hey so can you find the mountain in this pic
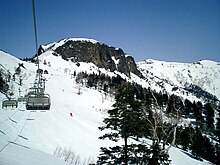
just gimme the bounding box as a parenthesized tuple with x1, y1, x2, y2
(38, 38, 142, 77)
(38, 38, 220, 103)
(0, 38, 218, 164)
(137, 59, 220, 103)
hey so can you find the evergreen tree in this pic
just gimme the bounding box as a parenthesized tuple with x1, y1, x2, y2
(149, 143, 170, 165)
(204, 103, 215, 132)
(103, 83, 108, 93)
(144, 88, 154, 111)
(98, 83, 148, 164)
(0, 72, 5, 91)
(193, 101, 205, 130)
(191, 127, 205, 160)
(161, 93, 169, 109)
(98, 84, 170, 164)
(178, 125, 194, 151)
(215, 144, 220, 165)
(216, 110, 220, 142)
(183, 99, 193, 117)
(0, 72, 9, 93)
(166, 94, 184, 115)
(132, 83, 145, 100)
(202, 136, 216, 163)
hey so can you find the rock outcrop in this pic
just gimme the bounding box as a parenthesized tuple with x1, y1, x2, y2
(53, 40, 142, 77)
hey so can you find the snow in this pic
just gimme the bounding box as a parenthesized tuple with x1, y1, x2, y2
(111, 56, 120, 68)
(0, 143, 69, 165)
(0, 50, 114, 164)
(137, 59, 220, 101)
(41, 38, 98, 51)
(0, 50, 213, 164)
(169, 147, 211, 165)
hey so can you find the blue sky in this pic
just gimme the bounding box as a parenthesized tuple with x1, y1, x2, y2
(0, 0, 220, 62)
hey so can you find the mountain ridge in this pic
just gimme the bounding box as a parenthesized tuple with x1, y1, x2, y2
(2, 37, 220, 103)
(37, 38, 142, 77)
(137, 59, 220, 102)
(6, 37, 220, 103)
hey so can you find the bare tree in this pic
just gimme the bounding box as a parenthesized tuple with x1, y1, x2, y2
(145, 89, 181, 154)
(53, 146, 95, 165)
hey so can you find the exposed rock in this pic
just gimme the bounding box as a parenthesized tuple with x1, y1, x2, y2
(54, 40, 142, 77)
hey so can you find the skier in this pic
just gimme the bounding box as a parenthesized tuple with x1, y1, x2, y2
(70, 112, 73, 117)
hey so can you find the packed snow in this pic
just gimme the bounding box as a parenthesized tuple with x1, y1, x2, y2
(0, 50, 213, 164)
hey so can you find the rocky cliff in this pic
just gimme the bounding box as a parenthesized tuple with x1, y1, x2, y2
(40, 39, 142, 77)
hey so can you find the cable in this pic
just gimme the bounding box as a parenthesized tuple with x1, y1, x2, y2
(32, 0, 39, 70)
(0, 0, 47, 154)
(32, 0, 43, 95)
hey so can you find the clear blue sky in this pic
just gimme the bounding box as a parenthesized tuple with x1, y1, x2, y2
(1, 0, 220, 62)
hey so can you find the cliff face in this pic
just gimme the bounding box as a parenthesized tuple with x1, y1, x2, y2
(53, 40, 142, 77)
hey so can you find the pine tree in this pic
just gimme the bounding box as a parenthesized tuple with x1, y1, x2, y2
(191, 127, 205, 160)
(183, 99, 193, 117)
(215, 144, 220, 165)
(193, 101, 205, 130)
(204, 103, 215, 132)
(216, 110, 220, 142)
(98, 83, 148, 164)
(202, 136, 216, 163)
(0, 72, 9, 93)
(149, 143, 170, 165)
(166, 94, 184, 115)
(179, 125, 194, 151)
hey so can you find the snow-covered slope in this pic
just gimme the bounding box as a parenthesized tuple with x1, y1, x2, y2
(137, 59, 220, 102)
(41, 38, 99, 51)
(0, 143, 69, 165)
(0, 50, 213, 164)
(0, 50, 115, 164)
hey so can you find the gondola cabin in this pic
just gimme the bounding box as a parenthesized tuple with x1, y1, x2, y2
(17, 96, 27, 102)
(26, 94, 51, 110)
(2, 98, 18, 109)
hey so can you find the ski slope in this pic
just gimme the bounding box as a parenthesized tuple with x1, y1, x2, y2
(0, 143, 69, 165)
(0, 50, 116, 164)
(0, 50, 212, 164)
